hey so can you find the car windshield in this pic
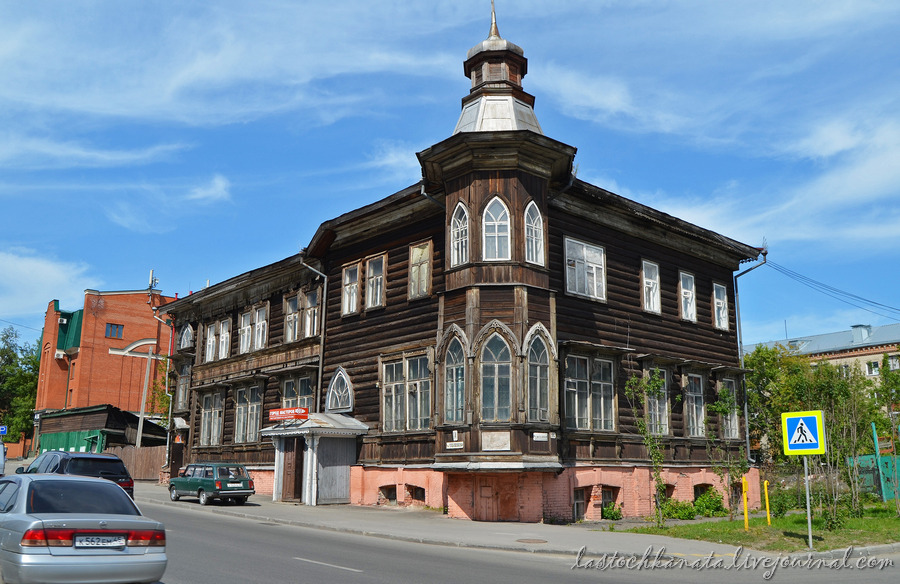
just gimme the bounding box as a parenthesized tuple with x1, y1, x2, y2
(217, 466, 247, 479)
(28, 481, 140, 515)
(68, 458, 129, 476)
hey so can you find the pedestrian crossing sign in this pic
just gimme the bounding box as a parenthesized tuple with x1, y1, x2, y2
(781, 410, 826, 455)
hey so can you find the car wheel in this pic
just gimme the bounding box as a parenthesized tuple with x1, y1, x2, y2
(198, 490, 210, 506)
(169, 486, 180, 501)
(235, 496, 247, 506)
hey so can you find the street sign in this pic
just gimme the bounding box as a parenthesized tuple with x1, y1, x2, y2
(0, 426, 6, 435)
(782, 410, 826, 456)
(268, 407, 309, 421)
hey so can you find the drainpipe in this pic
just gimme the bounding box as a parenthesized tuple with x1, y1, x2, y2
(152, 309, 174, 472)
(300, 258, 327, 413)
(734, 248, 768, 463)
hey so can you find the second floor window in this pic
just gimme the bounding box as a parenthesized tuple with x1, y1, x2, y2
(481, 334, 511, 422)
(304, 291, 319, 337)
(205, 324, 217, 362)
(642, 261, 661, 314)
(564, 356, 614, 431)
(105, 323, 124, 339)
(409, 242, 431, 300)
(483, 197, 510, 261)
(342, 265, 359, 315)
(713, 283, 729, 330)
(450, 204, 469, 267)
(253, 307, 267, 350)
(524, 201, 544, 266)
(285, 296, 299, 343)
(239, 312, 252, 354)
(218, 319, 230, 358)
(680, 272, 696, 322)
(565, 238, 606, 301)
(366, 256, 385, 309)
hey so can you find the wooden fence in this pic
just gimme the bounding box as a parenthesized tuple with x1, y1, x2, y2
(105, 445, 167, 481)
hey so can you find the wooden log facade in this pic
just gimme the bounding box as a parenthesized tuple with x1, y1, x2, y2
(161, 16, 762, 520)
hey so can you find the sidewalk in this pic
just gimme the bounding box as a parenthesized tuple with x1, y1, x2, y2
(131, 481, 795, 562)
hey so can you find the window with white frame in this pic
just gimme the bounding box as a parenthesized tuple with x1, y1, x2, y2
(283, 376, 313, 410)
(721, 378, 739, 439)
(238, 311, 252, 354)
(642, 261, 661, 314)
(565, 238, 606, 301)
(680, 272, 696, 322)
(890, 355, 900, 371)
(234, 385, 262, 443)
(217, 319, 230, 359)
(179, 325, 194, 349)
(205, 324, 217, 362)
(527, 337, 549, 422)
(199, 391, 224, 446)
(342, 264, 360, 315)
(481, 334, 511, 422)
(450, 204, 469, 267)
(326, 369, 352, 412)
(524, 201, 544, 266)
(866, 361, 880, 376)
(253, 306, 267, 350)
(713, 283, 728, 330)
(685, 373, 705, 437)
(383, 355, 431, 432)
(175, 363, 190, 410)
(285, 295, 299, 343)
(303, 290, 319, 337)
(483, 197, 510, 261)
(564, 356, 615, 431)
(366, 255, 385, 309)
(408, 241, 431, 300)
(444, 339, 466, 424)
(646, 368, 668, 435)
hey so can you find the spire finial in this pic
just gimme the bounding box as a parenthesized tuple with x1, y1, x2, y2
(489, 0, 500, 39)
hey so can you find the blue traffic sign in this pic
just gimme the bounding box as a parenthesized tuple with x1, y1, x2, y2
(781, 411, 825, 455)
(0, 426, 6, 435)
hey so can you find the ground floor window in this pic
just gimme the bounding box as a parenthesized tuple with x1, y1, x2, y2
(200, 391, 224, 446)
(573, 487, 587, 522)
(234, 386, 262, 443)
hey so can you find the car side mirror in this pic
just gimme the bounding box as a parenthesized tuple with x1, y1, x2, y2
(179, 471, 186, 477)
(15, 467, 24, 474)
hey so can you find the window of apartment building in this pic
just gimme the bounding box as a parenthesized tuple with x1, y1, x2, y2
(524, 201, 544, 266)
(304, 290, 319, 337)
(383, 354, 431, 432)
(285, 296, 300, 343)
(408, 241, 432, 300)
(713, 283, 729, 330)
(483, 197, 510, 261)
(205, 324, 217, 362)
(527, 337, 549, 422)
(239, 311, 252, 354)
(444, 339, 466, 424)
(867, 361, 880, 376)
(642, 261, 661, 314)
(481, 334, 511, 422)
(199, 391, 224, 446)
(366, 255, 386, 309)
(680, 272, 696, 322)
(646, 368, 668, 435)
(105, 323, 124, 339)
(685, 373, 705, 437)
(565, 237, 606, 301)
(178, 325, 194, 349)
(205, 320, 230, 362)
(234, 386, 262, 444)
(283, 376, 313, 409)
(218, 319, 230, 359)
(450, 204, 469, 267)
(253, 306, 267, 350)
(564, 356, 614, 431)
(175, 363, 190, 410)
(890, 356, 900, 371)
(342, 264, 360, 315)
(326, 368, 352, 412)
(721, 378, 739, 439)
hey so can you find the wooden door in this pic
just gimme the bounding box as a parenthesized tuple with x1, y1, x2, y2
(282, 438, 304, 501)
(475, 476, 498, 521)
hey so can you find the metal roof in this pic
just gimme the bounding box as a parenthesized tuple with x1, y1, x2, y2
(747, 323, 900, 356)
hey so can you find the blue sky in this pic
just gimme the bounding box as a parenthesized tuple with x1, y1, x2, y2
(2, 1, 899, 347)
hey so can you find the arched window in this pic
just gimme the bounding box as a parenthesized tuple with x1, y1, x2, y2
(179, 325, 194, 349)
(445, 339, 466, 423)
(527, 337, 549, 421)
(450, 204, 469, 267)
(482, 197, 510, 261)
(326, 368, 353, 412)
(481, 334, 511, 421)
(524, 201, 544, 266)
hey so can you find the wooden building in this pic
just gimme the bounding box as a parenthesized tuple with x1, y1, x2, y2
(162, 10, 762, 520)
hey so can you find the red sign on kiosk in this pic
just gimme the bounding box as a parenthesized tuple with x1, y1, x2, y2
(268, 407, 309, 421)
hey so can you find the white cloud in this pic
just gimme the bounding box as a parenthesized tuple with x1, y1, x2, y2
(186, 174, 231, 203)
(0, 248, 99, 321)
(0, 134, 187, 169)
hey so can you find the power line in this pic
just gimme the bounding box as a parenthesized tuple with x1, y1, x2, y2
(765, 261, 900, 322)
(0, 318, 43, 332)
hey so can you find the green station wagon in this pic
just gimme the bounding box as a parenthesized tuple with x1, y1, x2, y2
(168, 462, 255, 506)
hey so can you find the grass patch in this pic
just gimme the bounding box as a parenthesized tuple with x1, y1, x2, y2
(628, 507, 900, 553)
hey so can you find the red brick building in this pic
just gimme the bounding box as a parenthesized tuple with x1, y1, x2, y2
(36, 288, 174, 420)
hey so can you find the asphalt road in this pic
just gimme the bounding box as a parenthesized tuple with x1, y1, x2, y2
(146, 503, 900, 584)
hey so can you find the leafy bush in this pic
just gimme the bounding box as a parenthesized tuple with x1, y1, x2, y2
(694, 488, 728, 517)
(769, 487, 797, 519)
(602, 503, 623, 521)
(661, 499, 696, 520)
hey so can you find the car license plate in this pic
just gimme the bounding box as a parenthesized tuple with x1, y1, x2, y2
(227, 482, 242, 488)
(75, 535, 126, 548)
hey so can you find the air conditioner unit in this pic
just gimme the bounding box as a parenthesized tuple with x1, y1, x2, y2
(54, 351, 66, 360)
(58, 317, 67, 325)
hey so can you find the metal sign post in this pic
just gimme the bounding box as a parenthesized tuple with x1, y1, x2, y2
(782, 410, 826, 550)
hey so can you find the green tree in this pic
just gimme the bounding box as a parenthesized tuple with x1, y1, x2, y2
(706, 383, 750, 521)
(0, 327, 40, 441)
(624, 368, 669, 528)
(878, 352, 900, 517)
